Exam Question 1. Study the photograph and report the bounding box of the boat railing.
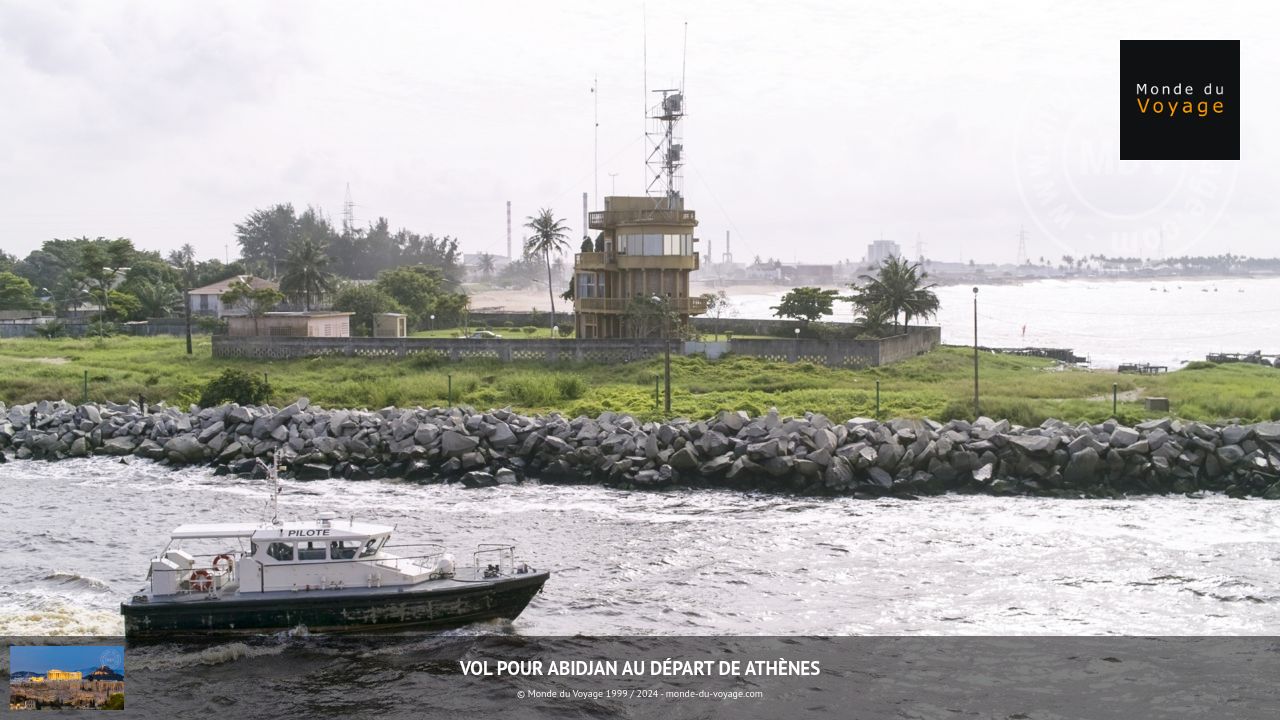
[149,564,235,597]
[473,544,518,577]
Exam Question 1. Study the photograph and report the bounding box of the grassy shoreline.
[0,336,1276,425]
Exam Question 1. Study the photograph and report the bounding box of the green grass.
[0,336,1277,425]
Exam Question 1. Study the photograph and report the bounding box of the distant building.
[373,312,408,338]
[463,253,511,279]
[744,259,783,282]
[45,669,81,681]
[227,311,352,338]
[865,239,901,268]
[571,195,707,338]
[782,264,835,285]
[188,275,278,317]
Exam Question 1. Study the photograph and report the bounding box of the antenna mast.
[1017,225,1029,266]
[592,75,599,210]
[645,23,687,203]
[342,183,356,234]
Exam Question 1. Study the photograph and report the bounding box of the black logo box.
[1120,39,1239,160]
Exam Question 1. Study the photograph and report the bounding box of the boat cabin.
[148,511,445,597]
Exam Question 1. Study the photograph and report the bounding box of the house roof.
[189,275,277,295]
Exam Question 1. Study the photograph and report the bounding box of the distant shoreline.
[467,273,1280,312]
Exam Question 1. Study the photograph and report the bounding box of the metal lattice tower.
[342,184,357,234]
[646,88,685,201]
[1016,225,1029,266]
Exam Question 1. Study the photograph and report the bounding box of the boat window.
[298,541,326,562]
[266,542,294,562]
[330,540,361,560]
[359,537,384,558]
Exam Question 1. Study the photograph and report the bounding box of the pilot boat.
[121,463,548,639]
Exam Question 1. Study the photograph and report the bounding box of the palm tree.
[523,208,571,331]
[478,252,496,278]
[279,236,335,310]
[132,280,182,318]
[167,244,196,268]
[847,256,939,332]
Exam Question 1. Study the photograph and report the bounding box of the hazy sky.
[2,1,1276,265]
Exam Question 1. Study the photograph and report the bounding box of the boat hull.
[121,571,548,640]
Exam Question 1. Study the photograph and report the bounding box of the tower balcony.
[575,295,709,315]
[574,253,700,271]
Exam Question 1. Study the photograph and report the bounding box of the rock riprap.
[3,399,1280,499]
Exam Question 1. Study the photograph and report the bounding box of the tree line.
[771,257,940,336]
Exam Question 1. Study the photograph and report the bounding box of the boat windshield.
[330,540,361,560]
[360,536,386,558]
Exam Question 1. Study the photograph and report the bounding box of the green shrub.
[194,316,227,334]
[522,326,538,335]
[85,320,119,338]
[555,375,587,400]
[31,320,66,339]
[1183,361,1216,370]
[199,368,272,407]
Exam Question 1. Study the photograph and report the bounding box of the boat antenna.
[270,449,283,526]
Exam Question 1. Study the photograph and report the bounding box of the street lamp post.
[430,314,435,332]
[652,295,671,415]
[794,326,800,361]
[972,286,980,419]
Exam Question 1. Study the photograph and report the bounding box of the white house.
[188,275,277,317]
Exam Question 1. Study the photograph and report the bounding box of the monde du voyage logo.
[1120,40,1239,160]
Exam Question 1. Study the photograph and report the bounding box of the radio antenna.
[642,4,648,181]
[681,21,688,93]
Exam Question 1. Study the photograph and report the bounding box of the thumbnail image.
[9,646,124,711]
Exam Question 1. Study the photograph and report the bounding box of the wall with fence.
[0,320,196,338]
[212,326,941,367]
[212,336,673,363]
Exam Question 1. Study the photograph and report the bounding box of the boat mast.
[269,449,283,526]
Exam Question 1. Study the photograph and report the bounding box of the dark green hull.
[121,572,548,640]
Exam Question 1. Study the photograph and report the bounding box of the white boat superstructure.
[145,511,460,599]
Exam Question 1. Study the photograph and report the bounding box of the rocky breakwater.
[3,399,1280,499]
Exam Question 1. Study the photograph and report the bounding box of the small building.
[374,312,408,338]
[227,311,352,338]
[45,669,82,681]
[189,275,278,317]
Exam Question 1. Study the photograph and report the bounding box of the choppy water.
[4,458,1280,637]
[728,276,1280,368]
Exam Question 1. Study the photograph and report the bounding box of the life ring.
[213,554,234,572]
[189,569,213,593]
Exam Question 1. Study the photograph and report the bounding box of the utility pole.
[972,287,980,418]
[653,295,672,415]
[184,289,193,355]
[506,201,512,259]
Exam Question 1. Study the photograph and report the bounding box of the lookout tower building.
[572,87,706,338]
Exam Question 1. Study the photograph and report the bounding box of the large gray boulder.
[441,430,479,457]
[163,435,205,462]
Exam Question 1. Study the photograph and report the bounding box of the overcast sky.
[2,1,1276,265]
